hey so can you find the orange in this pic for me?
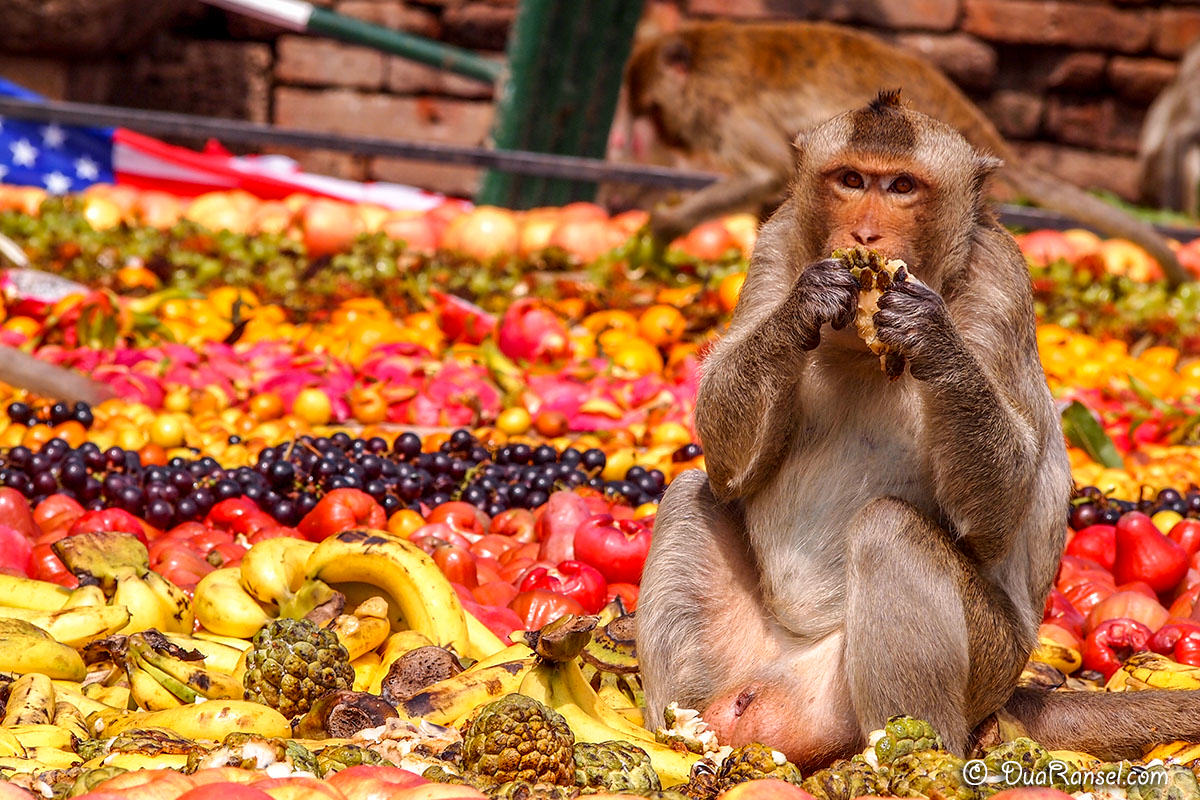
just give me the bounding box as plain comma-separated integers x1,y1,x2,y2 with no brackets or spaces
387,509,425,539
248,392,284,422
51,420,87,448
638,304,687,347
291,389,332,426
718,271,747,312
582,310,638,334
138,443,168,467
610,338,664,375
21,424,53,448
1140,345,1180,371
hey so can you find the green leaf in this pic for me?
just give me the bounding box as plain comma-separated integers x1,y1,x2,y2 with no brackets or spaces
1061,400,1124,470
1127,373,1176,415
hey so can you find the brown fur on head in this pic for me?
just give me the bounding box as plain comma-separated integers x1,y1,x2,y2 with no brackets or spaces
791,90,1002,284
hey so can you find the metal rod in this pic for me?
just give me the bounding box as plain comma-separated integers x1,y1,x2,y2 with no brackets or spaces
0,95,1196,242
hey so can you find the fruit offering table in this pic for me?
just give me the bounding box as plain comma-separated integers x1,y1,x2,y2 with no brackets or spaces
1,184,1200,800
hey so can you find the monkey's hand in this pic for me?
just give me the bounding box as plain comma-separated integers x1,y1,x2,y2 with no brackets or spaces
793,258,860,349
872,280,959,381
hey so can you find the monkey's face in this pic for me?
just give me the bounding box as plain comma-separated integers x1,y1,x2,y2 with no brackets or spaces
818,159,928,268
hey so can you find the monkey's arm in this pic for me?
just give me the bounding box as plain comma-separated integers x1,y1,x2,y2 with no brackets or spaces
874,275,1044,563
696,210,858,502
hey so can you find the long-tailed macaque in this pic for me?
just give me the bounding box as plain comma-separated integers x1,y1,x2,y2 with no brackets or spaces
619,21,1188,286
1138,41,1200,217
636,91,1200,770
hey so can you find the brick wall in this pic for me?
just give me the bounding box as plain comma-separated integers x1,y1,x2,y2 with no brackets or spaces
2,0,1198,203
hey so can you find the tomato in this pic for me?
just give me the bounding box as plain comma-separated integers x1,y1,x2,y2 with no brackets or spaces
519,560,608,613
605,582,640,611
433,543,478,588
473,580,519,608
573,514,653,585
509,588,586,630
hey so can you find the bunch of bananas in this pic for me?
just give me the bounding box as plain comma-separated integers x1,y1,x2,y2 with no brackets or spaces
0,672,88,774
192,529,500,660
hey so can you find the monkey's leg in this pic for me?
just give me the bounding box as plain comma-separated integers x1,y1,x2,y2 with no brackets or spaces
637,469,780,731
650,168,782,242
843,497,1026,755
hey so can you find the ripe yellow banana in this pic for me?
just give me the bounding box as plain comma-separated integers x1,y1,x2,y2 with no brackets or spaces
1030,637,1082,675
369,630,437,695
303,529,470,654
83,683,131,711
1106,652,1200,691
100,699,291,740
130,635,243,701
3,723,74,750
127,663,184,711
0,622,86,680
113,570,171,634
193,630,253,652
329,597,391,661
62,584,107,608
144,570,195,633
2,673,55,726
596,672,644,727
50,681,122,718
519,661,701,787
163,633,245,674
52,701,90,742
1145,740,1200,763
463,610,506,661
193,567,274,638
353,651,382,692
397,658,537,725
0,728,24,758
0,603,129,648
0,574,71,611
239,537,316,610
0,746,81,771
464,642,536,672
85,751,190,771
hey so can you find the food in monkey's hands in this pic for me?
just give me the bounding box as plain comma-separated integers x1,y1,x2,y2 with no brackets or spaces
832,246,909,378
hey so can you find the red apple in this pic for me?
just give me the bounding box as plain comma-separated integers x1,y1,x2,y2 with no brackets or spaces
1018,230,1075,267
441,206,520,260
188,768,263,786
717,779,819,800
0,783,37,800
302,199,358,257
177,782,275,800
382,212,439,254
92,767,195,799
990,790,1076,800
252,777,347,800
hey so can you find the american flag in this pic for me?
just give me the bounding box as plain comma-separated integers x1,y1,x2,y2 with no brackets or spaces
0,77,454,211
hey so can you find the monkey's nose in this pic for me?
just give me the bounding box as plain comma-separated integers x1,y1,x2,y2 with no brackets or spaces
852,231,882,245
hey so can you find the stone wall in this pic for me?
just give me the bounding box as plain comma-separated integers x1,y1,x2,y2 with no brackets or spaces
1,0,1198,202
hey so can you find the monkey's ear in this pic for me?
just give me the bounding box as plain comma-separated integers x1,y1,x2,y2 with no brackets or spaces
975,154,1003,178
660,35,692,72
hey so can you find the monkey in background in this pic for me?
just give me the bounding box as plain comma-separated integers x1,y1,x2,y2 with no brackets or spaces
1138,40,1200,218
615,20,1189,286
636,90,1200,769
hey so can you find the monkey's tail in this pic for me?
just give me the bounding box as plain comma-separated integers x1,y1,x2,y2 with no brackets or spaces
0,346,114,406
1002,686,1200,760
999,164,1188,287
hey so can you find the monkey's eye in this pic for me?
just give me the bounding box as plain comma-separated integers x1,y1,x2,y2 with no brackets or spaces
889,175,915,194
841,171,864,189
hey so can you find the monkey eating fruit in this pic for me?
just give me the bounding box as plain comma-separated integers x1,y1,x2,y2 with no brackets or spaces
833,246,909,379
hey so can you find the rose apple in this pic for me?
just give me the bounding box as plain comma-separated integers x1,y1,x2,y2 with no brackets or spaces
573,514,652,585
0,488,40,541
178,783,275,800
390,786,488,800
188,768,263,786
1113,512,1188,595
92,769,195,800
0,783,36,800
1018,230,1076,267
301,199,358,257
253,777,347,800
327,766,428,800
0,525,33,576
519,560,608,613
535,491,590,563
509,588,586,629
442,206,520,260
717,779,819,800
1086,590,1169,633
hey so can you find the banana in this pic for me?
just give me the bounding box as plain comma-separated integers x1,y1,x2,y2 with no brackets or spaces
193,567,274,638
163,633,245,675
83,684,130,711
113,570,171,634
129,635,244,701
397,658,537,725
519,661,701,787
352,651,382,692
0,622,86,679
596,672,644,727
0,746,81,771
194,631,253,652
463,642,536,672
0,728,24,758
1030,637,1082,674
302,529,470,654
52,701,90,742
0,603,129,648
463,609,506,661
0,574,71,611
86,751,190,771
1144,741,1200,763
50,682,122,719
329,597,391,661
1107,652,1200,691
99,700,291,740
144,570,195,633
2,673,55,726
239,537,316,610
127,663,185,710
369,630,437,695
62,584,107,608
3,723,74,749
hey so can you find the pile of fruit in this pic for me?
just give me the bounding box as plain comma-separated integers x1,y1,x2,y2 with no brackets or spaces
3,182,1200,799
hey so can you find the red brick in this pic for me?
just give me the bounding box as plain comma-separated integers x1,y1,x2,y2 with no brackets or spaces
1012,141,1140,200
370,158,482,198
441,3,515,50
274,88,495,146
893,32,997,89
855,0,960,30
276,36,385,89
685,0,822,18
386,56,498,98
984,90,1044,139
1107,56,1178,105
1044,96,1143,154
1045,52,1108,90
113,39,272,122
335,1,441,38
1154,8,1200,57
962,1,1153,53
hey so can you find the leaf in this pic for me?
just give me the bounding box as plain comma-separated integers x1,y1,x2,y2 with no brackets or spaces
1061,400,1125,470
1127,373,1176,415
